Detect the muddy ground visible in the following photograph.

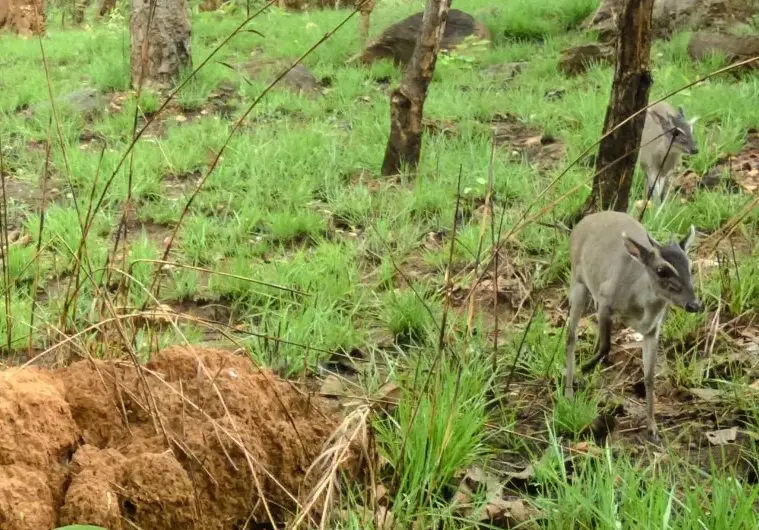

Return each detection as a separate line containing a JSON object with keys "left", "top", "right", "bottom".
{"left": 0, "top": 346, "right": 356, "bottom": 530}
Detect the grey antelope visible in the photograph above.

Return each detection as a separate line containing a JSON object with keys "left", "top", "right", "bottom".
{"left": 639, "top": 101, "right": 699, "bottom": 207}
{"left": 564, "top": 210, "right": 703, "bottom": 441}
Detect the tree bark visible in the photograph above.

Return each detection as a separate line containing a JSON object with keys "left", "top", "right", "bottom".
{"left": 72, "top": 0, "right": 86, "bottom": 24}
{"left": 381, "top": 0, "right": 452, "bottom": 176}
{"left": 574, "top": 0, "right": 655, "bottom": 221}
{"left": 97, "top": 0, "right": 115, "bottom": 17}
{"left": 358, "top": 0, "right": 375, "bottom": 48}
{"left": 130, "top": 0, "right": 192, "bottom": 90}
{"left": 0, "top": 0, "right": 45, "bottom": 35}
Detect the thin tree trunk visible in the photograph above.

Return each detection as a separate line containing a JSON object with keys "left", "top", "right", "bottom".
{"left": 381, "top": 0, "right": 452, "bottom": 176}
{"left": 130, "top": 0, "right": 192, "bottom": 90}
{"left": 97, "top": 0, "right": 115, "bottom": 17}
{"left": 573, "top": 0, "right": 655, "bottom": 222}
{"left": 358, "top": 0, "right": 375, "bottom": 48}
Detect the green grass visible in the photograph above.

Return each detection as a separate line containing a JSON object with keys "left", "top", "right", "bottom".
{"left": 3, "top": 0, "right": 759, "bottom": 527}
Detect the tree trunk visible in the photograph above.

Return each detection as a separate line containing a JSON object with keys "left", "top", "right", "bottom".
{"left": 130, "top": 0, "right": 192, "bottom": 90}
{"left": 0, "top": 0, "right": 45, "bottom": 35}
{"left": 97, "top": 0, "right": 116, "bottom": 17}
{"left": 358, "top": 0, "right": 375, "bottom": 47}
{"left": 199, "top": 0, "right": 221, "bottom": 12}
{"left": 72, "top": 0, "right": 87, "bottom": 24}
{"left": 575, "top": 0, "right": 655, "bottom": 221}
{"left": 381, "top": 0, "right": 452, "bottom": 176}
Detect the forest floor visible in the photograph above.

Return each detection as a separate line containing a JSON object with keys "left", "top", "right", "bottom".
{"left": 1, "top": 0, "right": 759, "bottom": 528}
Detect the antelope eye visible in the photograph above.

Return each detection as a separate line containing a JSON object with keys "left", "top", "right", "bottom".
{"left": 656, "top": 266, "right": 671, "bottom": 278}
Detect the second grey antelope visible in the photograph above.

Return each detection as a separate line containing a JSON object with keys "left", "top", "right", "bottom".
{"left": 639, "top": 101, "right": 699, "bottom": 206}
{"left": 564, "top": 210, "right": 703, "bottom": 441}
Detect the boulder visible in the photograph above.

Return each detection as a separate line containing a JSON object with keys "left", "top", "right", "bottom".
{"left": 584, "top": 0, "right": 756, "bottom": 40}
{"left": 687, "top": 31, "right": 759, "bottom": 70}
{"left": 242, "top": 56, "right": 322, "bottom": 96}
{"left": 279, "top": 0, "right": 363, "bottom": 10}
{"left": 28, "top": 88, "right": 107, "bottom": 121}
{"left": 63, "top": 88, "right": 108, "bottom": 118}
{"left": 559, "top": 43, "right": 616, "bottom": 76}
{"left": 350, "top": 9, "right": 491, "bottom": 66}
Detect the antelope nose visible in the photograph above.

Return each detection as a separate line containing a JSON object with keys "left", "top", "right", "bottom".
{"left": 691, "top": 146, "right": 699, "bottom": 155}
{"left": 685, "top": 299, "right": 704, "bottom": 313}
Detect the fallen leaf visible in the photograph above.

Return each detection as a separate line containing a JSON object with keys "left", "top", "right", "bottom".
{"left": 375, "top": 382, "right": 402, "bottom": 411}
{"left": 706, "top": 427, "right": 738, "bottom": 446}
{"left": 504, "top": 464, "right": 534, "bottom": 482}
{"left": 480, "top": 497, "right": 533, "bottom": 525}
{"left": 374, "top": 506, "right": 395, "bottom": 530}
{"left": 524, "top": 135, "right": 542, "bottom": 147}
{"left": 375, "top": 484, "right": 388, "bottom": 504}
{"left": 572, "top": 441, "right": 603, "bottom": 456}
{"left": 689, "top": 388, "right": 722, "bottom": 403}
{"left": 461, "top": 465, "right": 502, "bottom": 497}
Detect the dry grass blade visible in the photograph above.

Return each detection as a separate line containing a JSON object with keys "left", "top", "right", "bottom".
{"left": 0, "top": 141, "right": 11, "bottom": 353}
{"left": 292, "top": 404, "right": 371, "bottom": 530}
{"left": 467, "top": 134, "right": 496, "bottom": 337}
{"left": 130, "top": 258, "right": 309, "bottom": 296}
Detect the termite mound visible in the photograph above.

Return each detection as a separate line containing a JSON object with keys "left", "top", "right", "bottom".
{"left": 0, "top": 346, "right": 352, "bottom": 530}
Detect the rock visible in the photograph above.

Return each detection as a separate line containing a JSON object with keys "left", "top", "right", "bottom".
{"left": 687, "top": 31, "right": 759, "bottom": 70}
{"left": 0, "top": 0, "right": 45, "bottom": 35}
{"left": 279, "top": 0, "right": 363, "bottom": 10}
{"left": 27, "top": 88, "right": 107, "bottom": 121}
{"left": 350, "top": 9, "right": 491, "bottom": 66}
{"left": 130, "top": 0, "right": 192, "bottom": 90}
{"left": 62, "top": 88, "right": 107, "bottom": 118}
{"left": 584, "top": 0, "right": 756, "bottom": 41}
{"left": 559, "top": 43, "right": 615, "bottom": 76}
{"left": 242, "top": 56, "right": 321, "bottom": 96}
{"left": 482, "top": 61, "right": 528, "bottom": 80}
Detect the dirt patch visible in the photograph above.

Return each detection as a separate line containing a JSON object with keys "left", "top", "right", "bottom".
{"left": 162, "top": 169, "right": 203, "bottom": 200}
{"left": 2, "top": 175, "right": 65, "bottom": 228}
{"left": 0, "top": 346, "right": 355, "bottom": 529}
{"left": 491, "top": 113, "right": 566, "bottom": 170}
{"left": 677, "top": 128, "right": 759, "bottom": 196}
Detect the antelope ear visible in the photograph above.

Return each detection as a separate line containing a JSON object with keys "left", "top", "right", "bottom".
{"left": 623, "top": 232, "right": 653, "bottom": 265}
{"left": 678, "top": 106, "right": 685, "bottom": 117}
{"left": 649, "top": 108, "right": 669, "bottom": 128}
{"left": 679, "top": 224, "right": 697, "bottom": 251}
{"left": 646, "top": 233, "right": 662, "bottom": 250}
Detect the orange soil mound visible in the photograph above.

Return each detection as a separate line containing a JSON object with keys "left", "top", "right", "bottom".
{"left": 0, "top": 346, "right": 348, "bottom": 530}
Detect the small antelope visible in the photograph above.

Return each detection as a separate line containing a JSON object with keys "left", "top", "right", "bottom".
{"left": 639, "top": 101, "right": 699, "bottom": 206}
{"left": 564, "top": 211, "right": 703, "bottom": 441}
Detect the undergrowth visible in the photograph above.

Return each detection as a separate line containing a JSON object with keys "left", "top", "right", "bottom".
{"left": 2, "top": 0, "right": 759, "bottom": 527}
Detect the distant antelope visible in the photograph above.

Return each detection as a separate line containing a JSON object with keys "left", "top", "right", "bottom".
{"left": 639, "top": 101, "right": 699, "bottom": 207}
{"left": 564, "top": 210, "right": 703, "bottom": 441}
